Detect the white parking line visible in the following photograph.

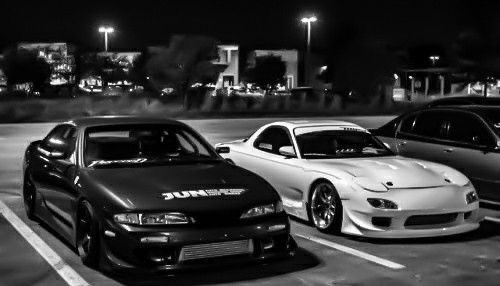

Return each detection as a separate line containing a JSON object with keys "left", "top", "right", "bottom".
{"left": 484, "top": 216, "right": 500, "bottom": 223}
{"left": 0, "top": 201, "right": 89, "bottom": 286}
{"left": 294, "top": 233, "right": 406, "bottom": 270}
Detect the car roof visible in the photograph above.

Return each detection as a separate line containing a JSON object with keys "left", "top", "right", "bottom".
{"left": 65, "top": 116, "right": 184, "bottom": 128}
{"left": 271, "top": 120, "right": 365, "bottom": 129}
{"left": 428, "top": 96, "right": 500, "bottom": 106}
{"left": 426, "top": 104, "right": 500, "bottom": 112}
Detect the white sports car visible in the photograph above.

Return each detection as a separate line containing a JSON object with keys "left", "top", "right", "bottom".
{"left": 215, "top": 120, "right": 481, "bottom": 238}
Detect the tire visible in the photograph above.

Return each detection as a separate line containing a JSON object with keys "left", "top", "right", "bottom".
{"left": 77, "top": 201, "right": 101, "bottom": 268}
{"left": 308, "top": 181, "right": 343, "bottom": 233}
{"left": 23, "top": 174, "right": 37, "bottom": 221}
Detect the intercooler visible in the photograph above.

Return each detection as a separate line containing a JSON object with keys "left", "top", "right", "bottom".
{"left": 179, "top": 239, "right": 254, "bottom": 262}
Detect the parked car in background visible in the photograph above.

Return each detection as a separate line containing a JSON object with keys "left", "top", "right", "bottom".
{"left": 372, "top": 105, "right": 500, "bottom": 205}
{"left": 426, "top": 96, "right": 500, "bottom": 107}
{"left": 216, "top": 120, "right": 480, "bottom": 238}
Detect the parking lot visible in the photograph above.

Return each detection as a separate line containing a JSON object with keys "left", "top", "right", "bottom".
{"left": 1, "top": 116, "right": 499, "bottom": 286}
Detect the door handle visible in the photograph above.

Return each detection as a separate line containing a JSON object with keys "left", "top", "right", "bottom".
{"left": 443, "top": 148, "right": 454, "bottom": 153}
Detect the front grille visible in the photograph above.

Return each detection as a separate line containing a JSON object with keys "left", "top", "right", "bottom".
{"left": 179, "top": 239, "right": 253, "bottom": 262}
{"left": 405, "top": 213, "right": 458, "bottom": 227}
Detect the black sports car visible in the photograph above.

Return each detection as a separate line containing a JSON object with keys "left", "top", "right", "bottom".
{"left": 22, "top": 116, "right": 296, "bottom": 272}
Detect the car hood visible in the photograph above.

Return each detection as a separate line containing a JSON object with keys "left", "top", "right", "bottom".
{"left": 79, "top": 162, "right": 278, "bottom": 216}
{"left": 307, "top": 156, "right": 450, "bottom": 189}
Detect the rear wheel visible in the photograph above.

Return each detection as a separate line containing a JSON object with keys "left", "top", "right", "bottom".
{"left": 309, "top": 181, "right": 343, "bottom": 233}
{"left": 23, "top": 174, "right": 37, "bottom": 220}
{"left": 77, "top": 201, "right": 100, "bottom": 268}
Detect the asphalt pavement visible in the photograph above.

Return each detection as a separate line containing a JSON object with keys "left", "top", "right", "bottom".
{"left": 0, "top": 116, "right": 499, "bottom": 286}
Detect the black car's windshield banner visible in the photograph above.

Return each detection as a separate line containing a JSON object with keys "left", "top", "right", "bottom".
{"left": 89, "top": 158, "right": 148, "bottom": 167}
{"left": 162, "top": 189, "right": 247, "bottom": 200}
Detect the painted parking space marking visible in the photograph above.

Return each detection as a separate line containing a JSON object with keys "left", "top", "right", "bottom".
{"left": 484, "top": 216, "right": 500, "bottom": 223}
{"left": 294, "top": 232, "right": 406, "bottom": 270}
{"left": 0, "top": 200, "right": 89, "bottom": 286}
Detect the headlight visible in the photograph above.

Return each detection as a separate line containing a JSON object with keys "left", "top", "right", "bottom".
{"left": 466, "top": 191, "right": 479, "bottom": 204}
{"left": 353, "top": 177, "right": 388, "bottom": 192}
{"left": 114, "top": 212, "right": 192, "bottom": 225}
{"left": 241, "top": 201, "right": 283, "bottom": 219}
{"left": 367, "top": 198, "right": 398, "bottom": 209}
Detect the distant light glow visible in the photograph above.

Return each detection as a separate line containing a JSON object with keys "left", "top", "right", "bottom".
{"left": 98, "top": 26, "right": 114, "bottom": 33}
{"left": 301, "top": 16, "right": 317, "bottom": 23}
{"left": 393, "top": 73, "right": 399, "bottom": 80}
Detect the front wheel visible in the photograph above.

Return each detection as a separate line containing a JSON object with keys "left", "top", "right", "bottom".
{"left": 23, "top": 174, "right": 37, "bottom": 220}
{"left": 77, "top": 201, "right": 101, "bottom": 268}
{"left": 309, "top": 182, "right": 343, "bottom": 233}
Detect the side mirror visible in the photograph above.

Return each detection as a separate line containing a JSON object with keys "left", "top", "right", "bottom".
{"left": 279, "top": 146, "right": 296, "bottom": 158}
{"left": 215, "top": 146, "right": 230, "bottom": 154}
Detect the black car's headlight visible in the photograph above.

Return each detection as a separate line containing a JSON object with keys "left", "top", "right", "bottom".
{"left": 114, "top": 212, "right": 193, "bottom": 225}
{"left": 240, "top": 201, "right": 284, "bottom": 219}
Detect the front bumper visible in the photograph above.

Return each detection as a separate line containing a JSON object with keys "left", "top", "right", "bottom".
{"left": 341, "top": 185, "right": 482, "bottom": 238}
{"left": 99, "top": 213, "right": 296, "bottom": 272}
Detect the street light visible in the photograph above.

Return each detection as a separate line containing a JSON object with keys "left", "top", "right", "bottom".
{"left": 98, "top": 26, "right": 114, "bottom": 52}
{"left": 301, "top": 16, "right": 317, "bottom": 52}
{"left": 429, "top": 55, "right": 440, "bottom": 66}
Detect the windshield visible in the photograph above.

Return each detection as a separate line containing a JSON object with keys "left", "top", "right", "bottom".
{"left": 85, "top": 124, "right": 219, "bottom": 168}
{"left": 294, "top": 128, "right": 393, "bottom": 159}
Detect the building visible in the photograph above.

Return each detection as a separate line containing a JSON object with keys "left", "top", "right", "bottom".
{"left": 17, "top": 42, "right": 76, "bottom": 86}
{"left": 213, "top": 45, "right": 239, "bottom": 88}
{"left": 95, "top": 52, "right": 142, "bottom": 73}
{"left": 250, "top": 49, "right": 299, "bottom": 89}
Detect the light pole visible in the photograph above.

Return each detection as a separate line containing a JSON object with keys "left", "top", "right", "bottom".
{"left": 300, "top": 16, "right": 317, "bottom": 87}
{"left": 98, "top": 26, "right": 114, "bottom": 52}
{"left": 301, "top": 16, "right": 317, "bottom": 52}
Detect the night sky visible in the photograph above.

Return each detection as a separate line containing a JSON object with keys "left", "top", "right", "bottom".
{"left": 1, "top": 0, "right": 499, "bottom": 53}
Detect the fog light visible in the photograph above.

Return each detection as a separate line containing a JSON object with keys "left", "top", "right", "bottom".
{"left": 367, "top": 198, "right": 398, "bottom": 209}
{"left": 466, "top": 191, "right": 478, "bottom": 204}
{"left": 104, "top": 230, "right": 116, "bottom": 237}
{"left": 372, "top": 217, "right": 392, "bottom": 227}
{"left": 261, "top": 238, "right": 274, "bottom": 250}
{"left": 140, "top": 236, "right": 169, "bottom": 243}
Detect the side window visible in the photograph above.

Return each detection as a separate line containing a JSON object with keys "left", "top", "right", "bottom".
{"left": 411, "top": 111, "right": 447, "bottom": 139}
{"left": 372, "top": 118, "right": 398, "bottom": 137}
{"left": 253, "top": 127, "right": 293, "bottom": 155}
{"left": 446, "top": 112, "right": 495, "bottom": 147}
{"left": 399, "top": 114, "right": 417, "bottom": 134}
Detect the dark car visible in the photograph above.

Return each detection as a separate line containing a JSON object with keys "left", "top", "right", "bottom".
{"left": 372, "top": 105, "right": 500, "bottom": 204}
{"left": 426, "top": 96, "right": 500, "bottom": 108}
{"left": 22, "top": 116, "right": 296, "bottom": 272}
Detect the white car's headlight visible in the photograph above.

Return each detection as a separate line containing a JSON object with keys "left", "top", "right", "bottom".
{"left": 241, "top": 201, "right": 283, "bottom": 219}
{"left": 114, "top": 212, "right": 192, "bottom": 225}
{"left": 353, "top": 177, "right": 388, "bottom": 193}
{"left": 465, "top": 191, "right": 479, "bottom": 204}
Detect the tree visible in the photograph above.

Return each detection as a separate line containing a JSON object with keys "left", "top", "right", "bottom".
{"left": 145, "top": 35, "right": 222, "bottom": 108}
{"left": 323, "top": 40, "right": 398, "bottom": 102}
{"left": 451, "top": 29, "right": 500, "bottom": 97}
{"left": 1, "top": 47, "right": 51, "bottom": 91}
{"left": 244, "top": 55, "right": 286, "bottom": 90}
